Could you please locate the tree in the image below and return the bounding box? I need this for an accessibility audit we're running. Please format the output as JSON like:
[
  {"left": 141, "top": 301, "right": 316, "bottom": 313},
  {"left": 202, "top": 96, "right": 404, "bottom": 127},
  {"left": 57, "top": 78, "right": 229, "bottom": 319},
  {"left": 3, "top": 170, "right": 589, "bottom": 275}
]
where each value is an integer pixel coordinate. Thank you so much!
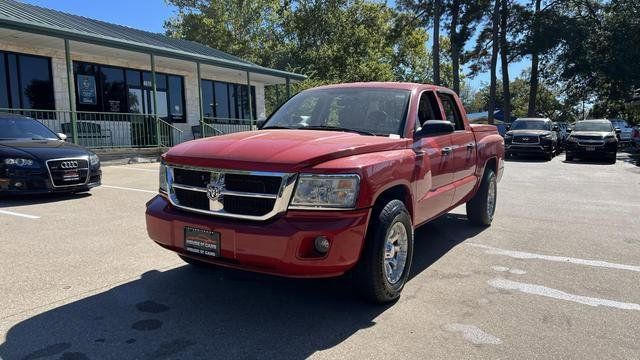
[
  {"left": 397, "top": 0, "right": 443, "bottom": 85},
  {"left": 487, "top": 0, "right": 501, "bottom": 124},
  {"left": 166, "top": 0, "right": 432, "bottom": 114},
  {"left": 499, "top": 0, "right": 511, "bottom": 123},
  {"left": 526, "top": 0, "right": 542, "bottom": 116},
  {"left": 447, "top": 0, "right": 490, "bottom": 94}
]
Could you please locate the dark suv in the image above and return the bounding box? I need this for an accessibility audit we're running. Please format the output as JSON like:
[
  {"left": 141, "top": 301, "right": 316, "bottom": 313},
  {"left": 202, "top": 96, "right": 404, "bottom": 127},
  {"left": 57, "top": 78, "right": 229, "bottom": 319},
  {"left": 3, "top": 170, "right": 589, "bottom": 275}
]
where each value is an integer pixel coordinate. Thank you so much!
[
  {"left": 505, "top": 118, "right": 558, "bottom": 160},
  {"left": 565, "top": 120, "right": 618, "bottom": 163}
]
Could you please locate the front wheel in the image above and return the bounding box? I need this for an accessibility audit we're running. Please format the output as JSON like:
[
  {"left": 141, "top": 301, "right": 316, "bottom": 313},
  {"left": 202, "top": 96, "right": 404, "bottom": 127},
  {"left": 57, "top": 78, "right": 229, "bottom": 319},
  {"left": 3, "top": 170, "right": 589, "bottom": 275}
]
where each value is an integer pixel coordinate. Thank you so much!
[
  {"left": 466, "top": 168, "right": 497, "bottom": 226},
  {"left": 354, "top": 199, "right": 414, "bottom": 304}
]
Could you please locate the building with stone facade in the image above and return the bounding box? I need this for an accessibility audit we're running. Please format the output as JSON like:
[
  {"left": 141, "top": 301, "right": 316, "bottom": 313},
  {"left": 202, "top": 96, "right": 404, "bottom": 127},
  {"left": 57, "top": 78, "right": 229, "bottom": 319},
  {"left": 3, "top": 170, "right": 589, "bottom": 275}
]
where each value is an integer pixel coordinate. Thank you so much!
[{"left": 0, "top": 0, "right": 305, "bottom": 148}]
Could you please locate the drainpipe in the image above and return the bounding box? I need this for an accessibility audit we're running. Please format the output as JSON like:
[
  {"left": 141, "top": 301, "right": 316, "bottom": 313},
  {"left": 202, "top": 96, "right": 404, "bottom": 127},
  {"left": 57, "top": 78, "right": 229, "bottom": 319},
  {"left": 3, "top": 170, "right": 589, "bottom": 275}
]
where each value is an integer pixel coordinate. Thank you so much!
[
  {"left": 64, "top": 39, "right": 78, "bottom": 144},
  {"left": 247, "top": 71, "right": 253, "bottom": 129},
  {"left": 197, "top": 62, "right": 204, "bottom": 137},
  {"left": 150, "top": 53, "right": 160, "bottom": 147}
]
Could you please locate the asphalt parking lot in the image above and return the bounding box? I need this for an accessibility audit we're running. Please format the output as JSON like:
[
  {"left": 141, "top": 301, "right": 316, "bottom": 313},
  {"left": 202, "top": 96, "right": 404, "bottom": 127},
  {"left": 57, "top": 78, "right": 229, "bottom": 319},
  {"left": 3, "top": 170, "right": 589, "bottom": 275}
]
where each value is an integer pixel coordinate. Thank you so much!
[{"left": 1, "top": 152, "right": 639, "bottom": 360}]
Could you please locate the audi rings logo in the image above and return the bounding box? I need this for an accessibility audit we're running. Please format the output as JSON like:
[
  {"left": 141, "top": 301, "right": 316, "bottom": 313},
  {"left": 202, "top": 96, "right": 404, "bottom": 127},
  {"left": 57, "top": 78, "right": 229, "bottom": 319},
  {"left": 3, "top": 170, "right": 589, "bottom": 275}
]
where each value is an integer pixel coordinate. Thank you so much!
[{"left": 60, "top": 161, "right": 79, "bottom": 169}]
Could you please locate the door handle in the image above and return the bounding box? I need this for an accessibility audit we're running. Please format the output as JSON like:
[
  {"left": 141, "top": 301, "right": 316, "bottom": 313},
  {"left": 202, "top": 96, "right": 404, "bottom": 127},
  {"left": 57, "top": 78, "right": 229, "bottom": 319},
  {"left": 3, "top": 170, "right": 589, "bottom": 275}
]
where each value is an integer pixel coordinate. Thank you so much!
[
  {"left": 466, "top": 142, "right": 475, "bottom": 150},
  {"left": 441, "top": 147, "right": 453, "bottom": 155}
]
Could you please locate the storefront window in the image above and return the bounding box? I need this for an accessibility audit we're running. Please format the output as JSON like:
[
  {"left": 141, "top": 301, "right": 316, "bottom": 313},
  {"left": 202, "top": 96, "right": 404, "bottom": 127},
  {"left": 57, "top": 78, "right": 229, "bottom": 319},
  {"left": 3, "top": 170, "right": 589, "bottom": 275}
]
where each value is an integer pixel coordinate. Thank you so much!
[
  {"left": 0, "top": 56, "right": 8, "bottom": 109},
  {"left": 201, "top": 79, "right": 256, "bottom": 120},
  {"left": 0, "top": 51, "right": 53, "bottom": 110},
  {"left": 73, "top": 61, "right": 185, "bottom": 122},
  {"left": 101, "top": 66, "right": 125, "bottom": 113}
]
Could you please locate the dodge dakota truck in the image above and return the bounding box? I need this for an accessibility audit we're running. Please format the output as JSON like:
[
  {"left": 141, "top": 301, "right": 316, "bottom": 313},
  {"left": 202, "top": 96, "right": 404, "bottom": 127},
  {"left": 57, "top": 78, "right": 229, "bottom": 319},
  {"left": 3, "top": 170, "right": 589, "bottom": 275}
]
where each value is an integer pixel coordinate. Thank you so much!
[{"left": 146, "top": 82, "right": 505, "bottom": 303}]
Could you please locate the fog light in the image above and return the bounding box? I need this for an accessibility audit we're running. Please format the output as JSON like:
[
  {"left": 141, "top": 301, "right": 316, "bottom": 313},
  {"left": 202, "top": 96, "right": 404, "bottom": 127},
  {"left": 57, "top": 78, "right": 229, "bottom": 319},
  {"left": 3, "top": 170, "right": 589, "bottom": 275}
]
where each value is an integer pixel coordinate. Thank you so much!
[
  {"left": 314, "top": 236, "right": 331, "bottom": 254},
  {"left": 14, "top": 181, "right": 23, "bottom": 188}
]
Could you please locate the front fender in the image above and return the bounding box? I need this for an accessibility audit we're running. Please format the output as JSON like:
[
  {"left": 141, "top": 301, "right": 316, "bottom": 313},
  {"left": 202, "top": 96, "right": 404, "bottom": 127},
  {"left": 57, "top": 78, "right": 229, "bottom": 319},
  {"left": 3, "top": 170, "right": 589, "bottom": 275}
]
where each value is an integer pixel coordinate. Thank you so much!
[{"left": 308, "top": 149, "right": 417, "bottom": 211}]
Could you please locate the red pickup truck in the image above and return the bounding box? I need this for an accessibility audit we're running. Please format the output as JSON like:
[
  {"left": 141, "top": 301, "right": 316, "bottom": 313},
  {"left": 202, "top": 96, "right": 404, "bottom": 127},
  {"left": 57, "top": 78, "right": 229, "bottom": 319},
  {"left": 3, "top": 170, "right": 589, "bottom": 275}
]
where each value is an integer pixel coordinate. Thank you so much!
[{"left": 146, "top": 82, "right": 504, "bottom": 303}]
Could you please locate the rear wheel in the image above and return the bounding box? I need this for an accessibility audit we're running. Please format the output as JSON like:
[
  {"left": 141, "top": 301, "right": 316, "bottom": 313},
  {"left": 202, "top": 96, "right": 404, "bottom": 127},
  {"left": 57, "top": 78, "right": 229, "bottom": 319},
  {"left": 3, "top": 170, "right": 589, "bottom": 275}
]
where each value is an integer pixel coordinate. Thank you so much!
[
  {"left": 354, "top": 199, "right": 414, "bottom": 304},
  {"left": 466, "top": 168, "right": 497, "bottom": 226}
]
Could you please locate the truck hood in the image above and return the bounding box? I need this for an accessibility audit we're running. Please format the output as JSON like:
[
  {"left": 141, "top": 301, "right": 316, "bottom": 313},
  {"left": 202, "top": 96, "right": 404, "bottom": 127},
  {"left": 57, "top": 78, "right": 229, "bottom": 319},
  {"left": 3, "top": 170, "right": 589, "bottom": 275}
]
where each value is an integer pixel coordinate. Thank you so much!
[
  {"left": 0, "top": 139, "right": 91, "bottom": 161},
  {"left": 570, "top": 131, "right": 611, "bottom": 138},
  {"left": 508, "top": 130, "right": 552, "bottom": 136},
  {"left": 164, "top": 130, "right": 410, "bottom": 172}
]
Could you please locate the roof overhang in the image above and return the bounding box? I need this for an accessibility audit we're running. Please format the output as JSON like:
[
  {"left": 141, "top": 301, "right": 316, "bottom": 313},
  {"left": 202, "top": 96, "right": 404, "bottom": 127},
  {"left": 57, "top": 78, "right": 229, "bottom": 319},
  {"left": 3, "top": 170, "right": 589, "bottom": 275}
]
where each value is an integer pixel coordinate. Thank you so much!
[{"left": 0, "top": 17, "right": 306, "bottom": 82}]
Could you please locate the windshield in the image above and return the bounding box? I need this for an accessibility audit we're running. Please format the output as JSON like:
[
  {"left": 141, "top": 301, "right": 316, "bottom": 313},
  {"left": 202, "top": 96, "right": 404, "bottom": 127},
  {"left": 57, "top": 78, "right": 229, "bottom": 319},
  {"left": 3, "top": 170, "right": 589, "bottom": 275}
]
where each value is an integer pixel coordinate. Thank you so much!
[
  {"left": 263, "top": 88, "right": 411, "bottom": 136},
  {"left": 0, "top": 117, "right": 59, "bottom": 140},
  {"left": 511, "top": 120, "right": 550, "bottom": 131},
  {"left": 574, "top": 121, "right": 613, "bottom": 132}
]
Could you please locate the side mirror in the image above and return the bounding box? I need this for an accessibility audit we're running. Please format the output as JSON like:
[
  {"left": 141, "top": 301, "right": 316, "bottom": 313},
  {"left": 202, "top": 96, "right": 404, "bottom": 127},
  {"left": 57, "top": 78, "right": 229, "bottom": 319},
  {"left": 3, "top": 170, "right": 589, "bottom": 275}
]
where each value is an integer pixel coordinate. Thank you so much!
[
  {"left": 615, "top": 128, "right": 621, "bottom": 134},
  {"left": 415, "top": 120, "right": 455, "bottom": 138},
  {"left": 57, "top": 133, "right": 68, "bottom": 141},
  {"left": 256, "top": 119, "right": 266, "bottom": 129},
  {"left": 566, "top": 128, "right": 572, "bottom": 133},
  {"left": 505, "top": 124, "right": 511, "bottom": 131},
  {"left": 552, "top": 125, "right": 559, "bottom": 131}
]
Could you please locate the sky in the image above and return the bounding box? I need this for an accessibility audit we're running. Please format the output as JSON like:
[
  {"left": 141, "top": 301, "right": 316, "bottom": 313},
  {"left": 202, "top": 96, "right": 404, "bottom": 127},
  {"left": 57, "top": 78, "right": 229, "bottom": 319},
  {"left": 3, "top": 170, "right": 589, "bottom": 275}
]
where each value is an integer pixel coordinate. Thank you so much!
[{"left": 23, "top": 0, "right": 528, "bottom": 91}]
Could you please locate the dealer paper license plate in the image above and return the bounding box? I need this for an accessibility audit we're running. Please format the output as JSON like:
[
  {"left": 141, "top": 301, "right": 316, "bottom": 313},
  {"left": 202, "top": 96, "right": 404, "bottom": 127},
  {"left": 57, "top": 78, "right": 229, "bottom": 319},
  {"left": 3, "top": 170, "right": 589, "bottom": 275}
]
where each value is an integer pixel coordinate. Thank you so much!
[{"left": 184, "top": 227, "right": 220, "bottom": 257}]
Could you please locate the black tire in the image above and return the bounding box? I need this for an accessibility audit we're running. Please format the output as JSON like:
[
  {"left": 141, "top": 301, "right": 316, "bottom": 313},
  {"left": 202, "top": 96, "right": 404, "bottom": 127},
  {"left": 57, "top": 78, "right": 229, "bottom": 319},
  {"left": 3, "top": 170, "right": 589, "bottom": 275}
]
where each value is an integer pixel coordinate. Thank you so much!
[
  {"left": 545, "top": 151, "right": 553, "bottom": 161},
  {"left": 566, "top": 153, "right": 574, "bottom": 162},
  {"left": 466, "top": 168, "right": 497, "bottom": 226},
  {"left": 178, "top": 254, "right": 216, "bottom": 269},
  {"left": 354, "top": 199, "right": 414, "bottom": 304},
  {"left": 608, "top": 154, "right": 617, "bottom": 164}
]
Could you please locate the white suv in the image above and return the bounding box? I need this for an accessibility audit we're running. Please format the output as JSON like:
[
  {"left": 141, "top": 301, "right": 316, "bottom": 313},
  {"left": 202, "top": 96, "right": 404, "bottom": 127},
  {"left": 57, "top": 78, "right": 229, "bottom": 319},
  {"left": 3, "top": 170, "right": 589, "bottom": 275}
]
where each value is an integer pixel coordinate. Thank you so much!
[{"left": 609, "top": 119, "right": 633, "bottom": 145}]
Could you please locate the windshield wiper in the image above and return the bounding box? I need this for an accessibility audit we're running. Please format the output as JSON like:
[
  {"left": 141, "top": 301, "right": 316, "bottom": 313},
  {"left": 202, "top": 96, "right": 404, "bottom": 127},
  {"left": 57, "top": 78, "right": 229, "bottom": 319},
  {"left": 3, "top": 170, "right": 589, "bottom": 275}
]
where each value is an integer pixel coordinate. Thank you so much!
[{"left": 301, "top": 126, "right": 378, "bottom": 136}]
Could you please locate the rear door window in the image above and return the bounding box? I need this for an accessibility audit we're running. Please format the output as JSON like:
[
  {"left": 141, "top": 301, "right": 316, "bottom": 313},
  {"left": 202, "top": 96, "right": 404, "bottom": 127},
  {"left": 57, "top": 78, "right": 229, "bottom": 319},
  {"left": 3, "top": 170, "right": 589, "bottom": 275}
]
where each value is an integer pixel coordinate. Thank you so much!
[{"left": 438, "top": 93, "right": 465, "bottom": 130}]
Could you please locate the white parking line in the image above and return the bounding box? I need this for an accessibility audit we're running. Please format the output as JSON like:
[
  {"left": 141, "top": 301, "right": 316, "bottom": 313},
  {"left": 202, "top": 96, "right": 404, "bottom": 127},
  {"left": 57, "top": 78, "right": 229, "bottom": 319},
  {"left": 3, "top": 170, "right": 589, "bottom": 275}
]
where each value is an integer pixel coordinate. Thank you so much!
[
  {"left": 0, "top": 209, "right": 40, "bottom": 219},
  {"left": 100, "top": 185, "right": 157, "bottom": 194},
  {"left": 489, "top": 278, "right": 640, "bottom": 311},
  {"left": 109, "top": 166, "right": 158, "bottom": 173},
  {"left": 469, "top": 243, "right": 640, "bottom": 273}
]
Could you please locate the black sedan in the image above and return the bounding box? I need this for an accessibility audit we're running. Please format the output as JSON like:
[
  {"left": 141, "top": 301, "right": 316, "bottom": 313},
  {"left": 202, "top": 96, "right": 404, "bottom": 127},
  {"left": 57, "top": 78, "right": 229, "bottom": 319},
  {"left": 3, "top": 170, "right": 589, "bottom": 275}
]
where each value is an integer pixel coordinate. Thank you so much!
[
  {"left": 565, "top": 120, "right": 618, "bottom": 163},
  {"left": 0, "top": 113, "right": 101, "bottom": 195}
]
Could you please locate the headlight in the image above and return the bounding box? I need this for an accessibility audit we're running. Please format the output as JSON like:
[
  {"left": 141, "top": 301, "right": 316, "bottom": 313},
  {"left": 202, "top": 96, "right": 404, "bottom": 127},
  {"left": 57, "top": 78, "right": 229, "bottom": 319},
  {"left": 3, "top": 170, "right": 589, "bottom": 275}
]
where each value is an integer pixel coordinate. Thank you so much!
[
  {"left": 605, "top": 136, "right": 617, "bottom": 143},
  {"left": 291, "top": 174, "right": 360, "bottom": 209},
  {"left": 3, "top": 158, "right": 35, "bottom": 167},
  {"left": 159, "top": 163, "right": 168, "bottom": 193},
  {"left": 567, "top": 136, "right": 578, "bottom": 142},
  {"left": 540, "top": 133, "right": 552, "bottom": 139},
  {"left": 89, "top": 153, "right": 100, "bottom": 166}
]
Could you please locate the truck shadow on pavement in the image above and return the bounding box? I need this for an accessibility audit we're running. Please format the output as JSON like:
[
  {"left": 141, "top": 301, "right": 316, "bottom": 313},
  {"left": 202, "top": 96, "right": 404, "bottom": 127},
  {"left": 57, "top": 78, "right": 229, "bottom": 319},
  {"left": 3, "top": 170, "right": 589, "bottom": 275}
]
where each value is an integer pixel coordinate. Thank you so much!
[{"left": 0, "top": 213, "right": 484, "bottom": 360}]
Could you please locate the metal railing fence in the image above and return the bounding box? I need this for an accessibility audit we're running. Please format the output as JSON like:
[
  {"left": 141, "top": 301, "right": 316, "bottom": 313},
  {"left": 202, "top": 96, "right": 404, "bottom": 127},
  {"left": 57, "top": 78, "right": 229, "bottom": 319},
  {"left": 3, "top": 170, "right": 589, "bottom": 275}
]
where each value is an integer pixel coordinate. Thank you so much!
[{"left": 0, "top": 108, "right": 183, "bottom": 149}]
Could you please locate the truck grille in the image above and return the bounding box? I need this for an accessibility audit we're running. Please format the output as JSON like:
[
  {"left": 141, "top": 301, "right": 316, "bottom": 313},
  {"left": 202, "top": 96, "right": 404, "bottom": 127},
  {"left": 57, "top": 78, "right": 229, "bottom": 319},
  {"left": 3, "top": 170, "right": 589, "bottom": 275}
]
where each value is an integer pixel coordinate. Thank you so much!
[
  {"left": 166, "top": 165, "right": 297, "bottom": 221},
  {"left": 46, "top": 158, "right": 90, "bottom": 187},
  {"left": 513, "top": 135, "right": 540, "bottom": 144}
]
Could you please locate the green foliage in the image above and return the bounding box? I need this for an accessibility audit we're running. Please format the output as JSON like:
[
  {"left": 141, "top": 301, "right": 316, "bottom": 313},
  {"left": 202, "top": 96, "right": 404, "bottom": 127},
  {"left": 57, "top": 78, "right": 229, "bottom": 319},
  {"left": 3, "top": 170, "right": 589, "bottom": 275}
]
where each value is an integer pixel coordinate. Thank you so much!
[
  {"left": 166, "top": 0, "right": 433, "bottom": 114},
  {"left": 468, "top": 72, "right": 575, "bottom": 121}
]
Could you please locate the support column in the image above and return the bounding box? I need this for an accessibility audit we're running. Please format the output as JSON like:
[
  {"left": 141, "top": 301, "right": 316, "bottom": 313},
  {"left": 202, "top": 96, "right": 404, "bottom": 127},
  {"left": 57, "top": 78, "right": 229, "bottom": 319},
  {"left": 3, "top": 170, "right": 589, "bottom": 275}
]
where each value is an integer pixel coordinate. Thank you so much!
[
  {"left": 150, "top": 53, "right": 160, "bottom": 147},
  {"left": 64, "top": 39, "right": 78, "bottom": 144},
  {"left": 285, "top": 77, "right": 291, "bottom": 99},
  {"left": 197, "top": 62, "right": 204, "bottom": 137},
  {"left": 246, "top": 71, "right": 254, "bottom": 128}
]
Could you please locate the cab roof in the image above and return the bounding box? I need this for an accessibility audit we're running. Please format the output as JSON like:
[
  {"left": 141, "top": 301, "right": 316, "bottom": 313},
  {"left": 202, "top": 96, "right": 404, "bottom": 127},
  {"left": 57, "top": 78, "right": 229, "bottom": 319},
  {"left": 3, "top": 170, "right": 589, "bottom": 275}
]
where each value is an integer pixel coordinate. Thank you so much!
[{"left": 308, "top": 82, "right": 449, "bottom": 92}]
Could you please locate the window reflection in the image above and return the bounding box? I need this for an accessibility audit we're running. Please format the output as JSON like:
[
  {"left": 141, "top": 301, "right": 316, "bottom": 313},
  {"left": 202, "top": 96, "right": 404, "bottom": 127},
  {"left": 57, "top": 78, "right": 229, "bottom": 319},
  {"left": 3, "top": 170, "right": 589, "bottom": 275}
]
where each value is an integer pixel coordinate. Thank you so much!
[
  {"left": 0, "top": 51, "right": 54, "bottom": 110},
  {"left": 202, "top": 79, "right": 256, "bottom": 120}
]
